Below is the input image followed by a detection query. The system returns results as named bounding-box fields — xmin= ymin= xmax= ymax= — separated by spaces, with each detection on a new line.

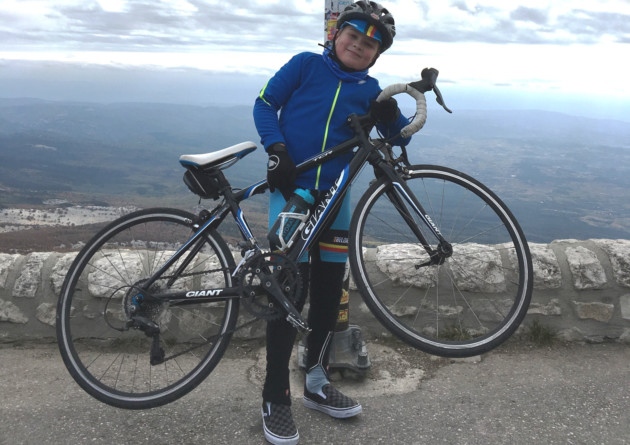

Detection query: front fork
xmin=380 ymin=165 xmax=453 ymax=266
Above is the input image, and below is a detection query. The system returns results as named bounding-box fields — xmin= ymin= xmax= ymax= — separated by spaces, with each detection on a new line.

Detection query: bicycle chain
xmin=103 ymin=253 xmax=303 ymax=363
xmin=162 ymin=253 xmax=304 ymax=361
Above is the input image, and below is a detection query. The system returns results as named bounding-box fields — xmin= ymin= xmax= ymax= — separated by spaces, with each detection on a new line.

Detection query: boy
xmin=253 ymin=2 xmax=411 ymax=444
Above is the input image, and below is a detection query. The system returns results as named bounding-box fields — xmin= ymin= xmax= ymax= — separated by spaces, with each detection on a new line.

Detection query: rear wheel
xmin=349 ymin=166 xmax=532 ymax=357
xmin=56 ymin=208 xmax=238 ymax=408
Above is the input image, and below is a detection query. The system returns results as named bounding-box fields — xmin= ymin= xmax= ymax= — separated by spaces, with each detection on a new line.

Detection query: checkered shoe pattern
xmin=261 ymin=402 xmax=299 ymax=445
xmin=303 ymin=384 xmax=362 ymax=418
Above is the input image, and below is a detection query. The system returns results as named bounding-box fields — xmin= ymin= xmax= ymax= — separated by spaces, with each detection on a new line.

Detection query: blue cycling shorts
xmin=268 ymin=189 xmax=350 ymax=263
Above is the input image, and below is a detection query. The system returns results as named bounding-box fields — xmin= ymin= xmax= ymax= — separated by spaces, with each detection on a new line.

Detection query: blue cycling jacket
xmin=254 ymin=50 xmax=411 ymax=191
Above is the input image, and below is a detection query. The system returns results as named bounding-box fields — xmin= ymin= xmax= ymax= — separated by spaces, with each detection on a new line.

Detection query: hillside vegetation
xmin=1 ymin=98 xmax=629 ymax=252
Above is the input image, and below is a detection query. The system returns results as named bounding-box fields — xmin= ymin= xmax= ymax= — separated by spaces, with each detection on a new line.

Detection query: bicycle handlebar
xmin=376 ymin=67 xmax=452 ymax=139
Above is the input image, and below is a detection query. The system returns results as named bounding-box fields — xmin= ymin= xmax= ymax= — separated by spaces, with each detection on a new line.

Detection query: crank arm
xmin=286 ymin=313 xmax=311 ymax=334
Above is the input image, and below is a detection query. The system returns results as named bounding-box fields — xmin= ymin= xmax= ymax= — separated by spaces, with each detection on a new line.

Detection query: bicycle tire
xmin=56 ymin=208 xmax=239 ymax=409
xmin=349 ymin=165 xmax=532 ymax=357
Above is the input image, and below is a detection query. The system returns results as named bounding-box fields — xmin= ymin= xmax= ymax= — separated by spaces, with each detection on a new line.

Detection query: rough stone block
xmin=572 ymin=301 xmax=614 ymax=322
xmin=0 ymin=298 xmax=28 ymax=324
xmin=448 ymin=243 xmax=505 ymax=293
xmin=565 ymin=245 xmax=607 ymax=290
xmin=13 ymin=252 xmax=51 ymax=298
xmin=528 ymin=243 xmax=562 ymax=289
xmin=527 ymin=298 xmax=562 ymax=316
xmin=620 ymin=294 xmax=630 ymax=320
xmin=50 ymin=253 xmax=77 ymax=295
xmin=593 ymin=239 xmax=630 ymax=287
xmin=376 ymin=244 xmax=436 ymax=289
xmin=36 ymin=302 xmax=56 ymax=327
xmin=0 ymin=253 xmax=21 ymax=290
xmin=557 ymin=327 xmax=584 ymax=342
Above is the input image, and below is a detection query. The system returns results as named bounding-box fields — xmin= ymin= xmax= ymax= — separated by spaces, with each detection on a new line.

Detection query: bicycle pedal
xmin=286 ymin=313 xmax=311 ymax=334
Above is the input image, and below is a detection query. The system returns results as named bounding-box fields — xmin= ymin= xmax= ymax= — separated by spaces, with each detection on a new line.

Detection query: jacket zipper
xmin=314 ymin=80 xmax=342 ymax=189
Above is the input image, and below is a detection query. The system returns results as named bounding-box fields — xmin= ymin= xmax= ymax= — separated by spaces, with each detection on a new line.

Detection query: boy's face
xmin=334 ymin=26 xmax=380 ymax=71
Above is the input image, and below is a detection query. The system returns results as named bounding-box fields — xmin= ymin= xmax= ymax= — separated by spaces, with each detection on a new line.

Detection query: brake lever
xmin=434 ymin=85 xmax=452 ymax=114
xmin=408 ymin=68 xmax=452 ymax=114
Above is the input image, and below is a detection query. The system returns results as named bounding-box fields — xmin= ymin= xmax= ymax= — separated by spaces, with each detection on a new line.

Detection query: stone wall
xmin=1 ymin=239 xmax=630 ymax=343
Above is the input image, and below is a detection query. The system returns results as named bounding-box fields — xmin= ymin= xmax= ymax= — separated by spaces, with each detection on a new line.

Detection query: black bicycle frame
xmin=136 ymin=113 xmax=448 ymax=318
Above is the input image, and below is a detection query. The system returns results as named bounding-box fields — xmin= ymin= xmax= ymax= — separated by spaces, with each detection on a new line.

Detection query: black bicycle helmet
xmin=336 ymin=1 xmax=396 ymax=53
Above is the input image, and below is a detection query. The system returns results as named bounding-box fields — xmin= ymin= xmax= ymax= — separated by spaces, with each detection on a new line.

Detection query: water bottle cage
xmin=275 ymin=210 xmax=311 ymax=251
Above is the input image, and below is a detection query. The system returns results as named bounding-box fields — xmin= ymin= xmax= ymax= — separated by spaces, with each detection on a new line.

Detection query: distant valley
xmin=1 ymin=98 xmax=629 ymax=252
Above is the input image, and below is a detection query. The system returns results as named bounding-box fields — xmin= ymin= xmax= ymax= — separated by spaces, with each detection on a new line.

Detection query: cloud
xmin=1 ymin=0 xmax=324 ymax=53
xmin=559 ymin=9 xmax=630 ymax=44
xmin=400 ymin=1 xmax=630 ymax=45
xmin=1 ymin=0 xmax=629 ymax=102
xmin=510 ymin=6 xmax=547 ymax=25
xmin=4 ymin=0 xmax=630 ymax=55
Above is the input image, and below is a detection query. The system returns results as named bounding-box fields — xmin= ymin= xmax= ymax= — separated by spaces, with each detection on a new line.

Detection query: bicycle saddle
xmin=179 ymin=141 xmax=257 ymax=170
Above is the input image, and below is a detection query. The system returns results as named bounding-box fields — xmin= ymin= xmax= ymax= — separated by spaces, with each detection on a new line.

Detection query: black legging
xmin=262 ymin=258 xmax=346 ymax=405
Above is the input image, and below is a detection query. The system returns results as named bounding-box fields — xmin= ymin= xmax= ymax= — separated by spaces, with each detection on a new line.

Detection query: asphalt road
xmin=1 ymin=339 xmax=628 ymax=445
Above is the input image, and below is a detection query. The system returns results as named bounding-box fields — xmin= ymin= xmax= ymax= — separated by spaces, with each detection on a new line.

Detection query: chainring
xmin=238 ymin=252 xmax=302 ymax=321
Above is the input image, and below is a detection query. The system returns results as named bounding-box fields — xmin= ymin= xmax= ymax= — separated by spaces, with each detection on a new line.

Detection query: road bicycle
xmin=56 ymin=69 xmax=533 ymax=409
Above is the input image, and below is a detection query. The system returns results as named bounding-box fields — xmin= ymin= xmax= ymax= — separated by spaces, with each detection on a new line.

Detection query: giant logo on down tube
xmin=301 ymin=170 xmax=346 ymax=240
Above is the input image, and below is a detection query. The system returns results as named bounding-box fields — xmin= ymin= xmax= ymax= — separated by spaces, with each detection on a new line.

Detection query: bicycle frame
xmin=134 ymin=113 xmax=449 ymax=332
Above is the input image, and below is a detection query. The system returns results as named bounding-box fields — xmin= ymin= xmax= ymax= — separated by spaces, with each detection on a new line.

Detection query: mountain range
xmin=1 ymin=97 xmax=629 ymax=244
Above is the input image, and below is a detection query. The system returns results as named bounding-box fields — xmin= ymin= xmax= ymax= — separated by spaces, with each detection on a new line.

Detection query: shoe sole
xmin=302 ymin=396 xmax=363 ymax=419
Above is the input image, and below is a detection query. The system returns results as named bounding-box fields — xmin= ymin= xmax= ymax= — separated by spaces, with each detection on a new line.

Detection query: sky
xmin=1 ymin=0 xmax=629 ymax=119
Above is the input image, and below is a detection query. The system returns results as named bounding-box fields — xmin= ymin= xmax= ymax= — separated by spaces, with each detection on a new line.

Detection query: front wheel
xmin=56 ymin=208 xmax=239 ymax=409
xmin=349 ymin=165 xmax=533 ymax=357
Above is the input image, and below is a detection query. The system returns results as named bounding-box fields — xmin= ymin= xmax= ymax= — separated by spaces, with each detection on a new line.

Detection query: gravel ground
xmin=1 ymin=339 xmax=628 ymax=445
